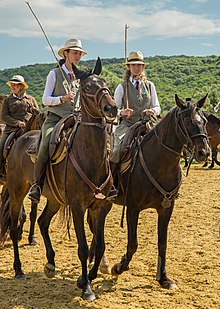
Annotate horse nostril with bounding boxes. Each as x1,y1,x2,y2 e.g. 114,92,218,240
104,105,111,113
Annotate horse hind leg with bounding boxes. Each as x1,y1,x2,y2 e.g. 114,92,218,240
38,200,59,279
28,201,38,246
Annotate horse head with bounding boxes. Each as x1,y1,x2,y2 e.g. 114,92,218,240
72,58,117,121
175,94,210,162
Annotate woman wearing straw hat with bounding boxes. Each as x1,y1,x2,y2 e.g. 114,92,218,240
110,51,161,163
0,75,39,184
28,38,87,203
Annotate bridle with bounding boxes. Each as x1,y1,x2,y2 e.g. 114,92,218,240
80,82,113,121
68,79,114,199
153,106,208,158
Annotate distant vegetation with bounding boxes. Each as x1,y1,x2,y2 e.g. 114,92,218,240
1,55,220,114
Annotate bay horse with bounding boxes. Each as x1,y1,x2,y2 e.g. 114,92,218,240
0,58,117,301
0,109,47,246
183,111,220,169
91,94,210,290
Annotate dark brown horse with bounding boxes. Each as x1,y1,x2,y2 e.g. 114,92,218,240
0,58,117,301
183,111,220,169
90,95,210,290
0,109,47,246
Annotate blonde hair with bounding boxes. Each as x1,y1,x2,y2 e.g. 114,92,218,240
124,67,147,82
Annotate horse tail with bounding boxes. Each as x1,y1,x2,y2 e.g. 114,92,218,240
0,185,11,244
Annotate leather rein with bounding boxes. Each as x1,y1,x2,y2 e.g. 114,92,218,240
138,107,208,208
68,85,112,199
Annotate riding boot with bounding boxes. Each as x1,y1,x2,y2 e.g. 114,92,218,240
106,161,119,200
27,160,47,203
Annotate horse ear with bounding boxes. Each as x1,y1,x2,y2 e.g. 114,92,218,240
175,94,186,109
197,93,208,109
92,57,102,75
72,63,91,80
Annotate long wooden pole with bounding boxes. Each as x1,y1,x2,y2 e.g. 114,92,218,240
25,2,70,92
124,24,129,109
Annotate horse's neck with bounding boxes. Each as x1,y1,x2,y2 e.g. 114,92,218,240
153,111,184,159
76,114,108,164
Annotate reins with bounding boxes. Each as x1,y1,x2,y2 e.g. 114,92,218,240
67,84,113,199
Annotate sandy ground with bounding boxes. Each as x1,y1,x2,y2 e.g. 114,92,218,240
0,164,219,309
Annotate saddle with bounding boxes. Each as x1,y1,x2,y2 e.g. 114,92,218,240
3,128,23,159
27,114,76,164
119,116,158,174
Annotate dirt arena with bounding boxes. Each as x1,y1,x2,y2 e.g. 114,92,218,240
0,164,219,309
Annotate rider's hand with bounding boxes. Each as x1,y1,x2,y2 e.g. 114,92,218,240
120,108,134,119
60,91,75,103
18,121,26,128
142,108,155,116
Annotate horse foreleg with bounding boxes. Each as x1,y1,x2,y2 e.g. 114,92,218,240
156,203,177,289
112,206,139,275
28,201,38,246
72,205,95,301
87,202,112,275
38,200,58,279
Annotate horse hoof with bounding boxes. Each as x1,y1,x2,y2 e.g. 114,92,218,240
159,279,178,289
77,276,96,301
82,290,96,301
29,238,38,246
111,263,120,276
15,273,26,280
44,263,56,278
99,264,111,274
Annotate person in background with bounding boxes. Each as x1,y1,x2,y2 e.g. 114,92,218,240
110,51,161,163
0,75,39,184
27,38,87,203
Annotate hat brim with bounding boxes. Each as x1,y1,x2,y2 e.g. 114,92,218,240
58,47,87,58
6,81,29,89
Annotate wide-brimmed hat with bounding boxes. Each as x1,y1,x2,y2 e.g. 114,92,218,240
125,51,147,65
58,38,87,58
6,75,29,89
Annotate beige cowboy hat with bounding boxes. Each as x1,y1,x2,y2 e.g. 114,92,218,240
6,75,29,89
125,51,148,65
58,38,87,58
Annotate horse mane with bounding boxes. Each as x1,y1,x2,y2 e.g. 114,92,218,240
141,107,177,145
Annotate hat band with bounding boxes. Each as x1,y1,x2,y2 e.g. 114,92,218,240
10,78,23,83
127,58,144,62
67,45,83,50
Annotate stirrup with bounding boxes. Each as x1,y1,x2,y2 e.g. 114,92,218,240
106,187,118,200
27,183,42,203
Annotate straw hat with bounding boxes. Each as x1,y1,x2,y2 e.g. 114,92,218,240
125,51,147,65
58,38,87,58
6,75,28,89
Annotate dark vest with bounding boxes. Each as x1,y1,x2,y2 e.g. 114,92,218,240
121,80,151,126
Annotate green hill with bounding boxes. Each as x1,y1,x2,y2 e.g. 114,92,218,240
1,55,220,113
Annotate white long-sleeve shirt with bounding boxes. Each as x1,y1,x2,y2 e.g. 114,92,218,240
114,77,161,115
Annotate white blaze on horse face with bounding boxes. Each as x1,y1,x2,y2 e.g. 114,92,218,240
194,113,202,122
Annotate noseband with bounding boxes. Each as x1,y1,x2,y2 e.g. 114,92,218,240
81,84,112,120
175,108,208,150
